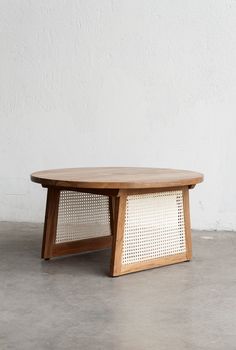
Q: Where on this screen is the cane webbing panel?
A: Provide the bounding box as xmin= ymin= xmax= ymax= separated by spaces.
xmin=56 ymin=191 xmax=111 ymax=243
xmin=122 ymin=190 xmax=186 ymax=265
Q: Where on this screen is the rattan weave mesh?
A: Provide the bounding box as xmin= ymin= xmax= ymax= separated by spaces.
xmin=122 ymin=190 xmax=186 ymax=264
xmin=56 ymin=191 xmax=111 ymax=243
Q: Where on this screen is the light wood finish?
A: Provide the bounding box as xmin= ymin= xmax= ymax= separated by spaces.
xmin=119 ymin=186 xmax=186 ymax=196
xmin=110 ymin=194 xmax=127 ymax=276
xmin=109 ymin=196 xmax=116 ymax=235
xmin=51 ymin=236 xmax=112 ymax=257
xmin=31 ymin=167 xmax=203 ymax=189
xmin=31 ymin=167 xmax=203 ymax=275
xmin=41 ymin=188 xmax=60 ymax=259
xmin=183 ymin=187 xmax=192 ymax=260
xmin=119 ymin=253 xmax=187 ymax=275
xmin=42 ymin=188 xmax=112 ymax=260
xmin=110 ymin=187 xmax=192 ymax=276
xmin=42 ymin=186 xmax=119 ymax=197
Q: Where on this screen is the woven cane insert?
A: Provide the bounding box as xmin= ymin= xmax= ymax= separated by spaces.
xmin=122 ymin=190 xmax=186 ymax=265
xmin=56 ymin=191 xmax=111 ymax=243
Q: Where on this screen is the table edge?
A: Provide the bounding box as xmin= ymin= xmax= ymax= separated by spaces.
xmin=31 ymin=173 xmax=204 ymax=189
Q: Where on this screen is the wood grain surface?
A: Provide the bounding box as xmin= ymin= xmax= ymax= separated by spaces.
xmin=31 ymin=167 xmax=203 ymax=189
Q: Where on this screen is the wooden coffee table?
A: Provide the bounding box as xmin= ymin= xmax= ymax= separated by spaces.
xmin=31 ymin=167 xmax=203 ymax=276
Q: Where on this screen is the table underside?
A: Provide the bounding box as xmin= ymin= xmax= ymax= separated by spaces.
xmin=41 ymin=186 xmax=192 ymax=276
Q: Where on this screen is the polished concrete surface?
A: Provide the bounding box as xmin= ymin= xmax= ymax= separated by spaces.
xmin=0 ymin=222 xmax=236 ymax=350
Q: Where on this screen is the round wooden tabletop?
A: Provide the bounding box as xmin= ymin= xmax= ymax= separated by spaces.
xmin=31 ymin=167 xmax=203 ymax=189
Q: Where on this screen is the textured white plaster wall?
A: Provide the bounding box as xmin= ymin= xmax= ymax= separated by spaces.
xmin=0 ymin=0 xmax=236 ymax=230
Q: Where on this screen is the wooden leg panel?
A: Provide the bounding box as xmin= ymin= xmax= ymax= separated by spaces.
xmin=110 ymin=187 xmax=192 ymax=276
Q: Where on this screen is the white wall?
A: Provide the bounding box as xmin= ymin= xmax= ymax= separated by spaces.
xmin=1 ymin=0 xmax=236 ymax=230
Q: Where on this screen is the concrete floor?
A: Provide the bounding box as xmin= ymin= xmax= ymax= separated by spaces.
xmin=0 ymin=222 xmax=236 ymax=350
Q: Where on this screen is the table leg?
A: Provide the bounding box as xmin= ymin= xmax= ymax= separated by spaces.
xmin=110 ymin=187 xmax=192 ymax=276
xmin=183 ymin=187 xmax=192 ymax=260
xmin=110 ymin=194 xmax=127 ymax=276
xmin=41 ymin=187 xmax=60 ymax=259
xmin=41 ymin=188 xmax=112 ymax=260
